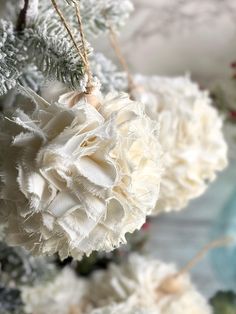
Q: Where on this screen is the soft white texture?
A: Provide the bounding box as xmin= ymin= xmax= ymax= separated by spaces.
xmin=22 ymin=267 xmax=156 ymax=314
xmin=89 ymin=254 xmax=211 ymax=314
xmin=89 ymin=254 xmax=212 ymax=314
xmin=89 ymin=254 xmax=175 ymax=308
xmin=0 ymin=89 xmax=163 ymax=260
xmin=22 ymin=267 xmax=88 ymax=314
xmin=132 ymin=74 xmax=228 ymax=213
xmin=21 ymin=254 xmax=211 ymax=314
xmin=160 ymin=289 xmax=213 ymax=314
xmin=90 ymin=301 xmax=157 ymax=314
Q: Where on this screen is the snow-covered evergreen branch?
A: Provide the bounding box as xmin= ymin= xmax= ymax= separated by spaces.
xmin=79 ymin=0 xmax=134 ymax=36
xmin=0 ymin=0 xmax=133 ymax=96
xmin=0 ymin=2 xmax=88 ymax=95
xmin=40 ymin=0 xmax=134 ymax=37
xmin=24 ymin=13 xmax=87 ymax=90
xmin=0 ymin=20 xmax=27 ymax=96
xmin=91 ymin=53 xmax=127 ymax=93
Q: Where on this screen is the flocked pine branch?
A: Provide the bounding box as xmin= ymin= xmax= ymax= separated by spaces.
xmin=0 ymin=0 xmax=134 ymax=34
xmin=0 ymin=0 xmax=133 ymax=96
xmin=40 ymin=0 xmax=134 ymax=37
xmin=0 ymin=241 xmax=56 ymax=287
xmin=76 ymin=0 xmax=134 ymax=36
xmin=23 ymin=11 xmax=87 ymax=90
xmin=0 ymin=240 xmax=57 ymax=314
xmin=0 ymin=1 xmax=43 ymax=96
xmin=18 ymin=65 xmax=44 ymax=92
xmin=0 ymin=286 xmax=24 ymax=314
xmin=0 ymin=20 xmax=27 ymax=96
xmin=91 ymin=53 xmax=127 ymax=93
xmin=0 ymin=1 xmax=89 ymax=95
xmin=0 ymin=19 xmax=46 ymax=96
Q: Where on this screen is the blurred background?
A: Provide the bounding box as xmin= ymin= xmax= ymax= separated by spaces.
xmin=94 ymin=0 xmax=236 ymax=86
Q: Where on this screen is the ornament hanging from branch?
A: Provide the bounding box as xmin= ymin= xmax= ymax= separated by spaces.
xmin=107 ymin=28 xmax=228 ymax=213
xmin=88 ymin=238 xmax=232 ymax=314
xmin=0 ymin=88 xmax=163 ymax=260
xmin=0 ymin=0 xmax=163 ymax=260
xmin=88 ymin=254 xmax=212 ymax=314
xmin=132 ymin=74 xmax=228 ymax=213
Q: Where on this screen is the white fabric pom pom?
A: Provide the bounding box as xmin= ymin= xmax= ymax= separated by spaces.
xmin=132 ymin=75 xmax=228 ymax=213
xmin=89 ymin=254 xmax=212 ymax=314
xmin=0 ymin=88 xmax=163 ymax=259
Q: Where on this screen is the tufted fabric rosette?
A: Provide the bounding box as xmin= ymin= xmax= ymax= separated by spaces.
xmin=89 ymin=254 xmax=212 ymax=314
xmin=132 ymin=74 xmax=228 ymax=213
xmin=0 ymin=88 xmax=163 ymax=260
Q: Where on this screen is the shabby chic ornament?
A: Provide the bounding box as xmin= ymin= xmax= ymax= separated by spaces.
xmin=89 ymin=254 xmax=212 ymax=314
xmin=132 ymin=74 xmax=228 ymax=213
xmin=0 ymin=88 xmax=163 ymax=260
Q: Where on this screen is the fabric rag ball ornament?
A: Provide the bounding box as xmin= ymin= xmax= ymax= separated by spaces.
xmin=132 ymin=74 xmax=228 ymax=213
xmin=88 ymin=254 xmax=212 ymax=314
xmin=0 ymin=88 xmax=163 ymax=260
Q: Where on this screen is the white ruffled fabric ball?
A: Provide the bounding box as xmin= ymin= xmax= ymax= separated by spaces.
xmin=22 ymin=268 xmax=88 ymax=314
xmin=89 ymin=254 xmax=212 ymax=314
xmin=132 ymin=74 xmax=228 ymax=212
xmin=0 ymin=88 xmax=163 ymax=260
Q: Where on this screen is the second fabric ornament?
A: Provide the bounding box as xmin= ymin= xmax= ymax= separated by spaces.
xmin=132 ymin=74 xmax=228 ymax=213
xmin=88 ymin=254 xmax=212 ymax=314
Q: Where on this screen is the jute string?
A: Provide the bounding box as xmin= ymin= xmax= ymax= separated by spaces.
xmin=50 ymin=0 xmax=93 ymax=94
xmin=158 ymin=236 xmax=233 ymax=295
xmin=69 ymin=305 xmax=81 ymax=314
xmin=109 ymin=26 xmax=136 ymax=94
